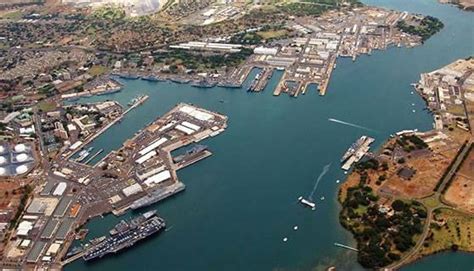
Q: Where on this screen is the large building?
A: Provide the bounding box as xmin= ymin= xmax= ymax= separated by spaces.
xmin=61 ymin=0 xmax=168 ymax=16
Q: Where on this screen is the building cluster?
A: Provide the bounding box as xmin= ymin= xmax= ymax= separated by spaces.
xmin=225 ymin=6 xmax=426 ymax=97
xmin=415 ymin=58 xmax=474 ymax=133
xmin=38 ymin=101 xmax=123 ymax=157
xmin=4 ymin=179 xmax=81 ymax=267
xmin=1 ymin=103 xmax=227 ymax=268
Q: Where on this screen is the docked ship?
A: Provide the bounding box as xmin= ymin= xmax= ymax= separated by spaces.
xmin=127 ymin=95 xmax=148 ymax=107
xmin=130 ymin=182 xmax=185 ymax=210
xmin=118 ymin=73 xmax=140 ymax=80
xmin=83 ymin=211 xmax=165 ymax=262
xmin=340 ymin=136 xmax=375 ymax=171
xmin=191 ymin=79 xmax=217 ymax=88
xmin=76 ymin=147 xmax=94 ymax=163
xmin=247 ymin=70 xmax=264 ymax=92
xmin=96 ymin=87 xmax=122 ymax=96
xmin=110 ymin=211 xmax=157 ymax=236
xmin=173 ymin=145 xmax=207 ymax=163
xmin=340 ymin=136 xmax=367 ymax=163
xmin=141 ymin=75 xmax=165 ymax=82
xmin=170 ymin=78 xmax=191 ymax=84
xmin=65 ymin=246 xmax=83 ymax=258
xmin=217 ymin=81 xmax=242 ymax=88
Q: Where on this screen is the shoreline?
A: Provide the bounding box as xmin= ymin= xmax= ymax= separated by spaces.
xmin=337 ymin=57 xmax=473 ymax=269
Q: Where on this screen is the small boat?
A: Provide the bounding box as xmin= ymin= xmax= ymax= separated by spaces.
xmin=298 ymin=196 xmax=316 ymax=210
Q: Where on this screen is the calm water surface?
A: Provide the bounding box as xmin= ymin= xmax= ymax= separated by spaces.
xmin=65 ymin=0 xmax=473 ymax=270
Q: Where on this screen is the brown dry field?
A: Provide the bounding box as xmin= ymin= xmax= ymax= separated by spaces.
xmin=380 ymin=148 xmax=457 ymax=199
xmin=0 ymin=180 xmax=23 ymax=209
xmin=444 ymin=148 xmax=474 ymax=214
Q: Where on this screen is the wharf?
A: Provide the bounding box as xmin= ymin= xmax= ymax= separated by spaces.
xmin=319 ymin=56 xmax=337 ymax=96
xmin=273 ymin=72 xmax=287 ymax=96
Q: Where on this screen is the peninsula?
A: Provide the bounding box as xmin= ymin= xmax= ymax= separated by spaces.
xmin=338 ymin=57 xmax=474 ymax=269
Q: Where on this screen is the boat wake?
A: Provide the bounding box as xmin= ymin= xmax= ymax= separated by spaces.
xmin=308 ymin=163 xmax=331 ymax=201
xmin=328 ymin=118 xmax=377 ymax=132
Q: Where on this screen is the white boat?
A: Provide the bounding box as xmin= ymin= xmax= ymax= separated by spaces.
xmin=298 ymin=196 xmax=316 ymax=210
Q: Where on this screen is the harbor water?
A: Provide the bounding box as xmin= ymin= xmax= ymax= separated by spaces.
xmin=65 ymin=0 xmax=474 ymax=270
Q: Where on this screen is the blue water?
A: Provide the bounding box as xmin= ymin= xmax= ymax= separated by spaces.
xmin=65 ymin=0 xmax=474 ymax=270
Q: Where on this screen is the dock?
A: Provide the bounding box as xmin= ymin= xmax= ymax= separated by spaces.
xmin=252 ymin=68 xmax=273 ymax=92
xmin=84 ymin=149 xmax=104 ymax=165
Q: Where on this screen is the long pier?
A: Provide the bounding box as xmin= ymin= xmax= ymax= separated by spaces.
xmin=334 ymin=242 xmax=359 ymax=252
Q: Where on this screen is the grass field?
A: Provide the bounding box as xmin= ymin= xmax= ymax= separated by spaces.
xmin=0 ymin=10 xmax=23 ymax=20
xmin=88 ymin=65 xmax=109 ymax=76
xmin=420 ymin=208 xmax=473 ymax=256
xmin=257 ymin=29 xmax=288 ymax=40
xmin=37 ymin=101 xmax=57 ymax=112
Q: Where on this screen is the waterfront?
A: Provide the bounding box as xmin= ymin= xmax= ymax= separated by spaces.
xmin=65 ymin=0 xmax=473 ymax=270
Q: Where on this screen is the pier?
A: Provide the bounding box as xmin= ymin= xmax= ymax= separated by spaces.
xmin=334 ymin=242 xmax=359 ymax=252
xmin=84 ymin=149 xmax=104 ymax=164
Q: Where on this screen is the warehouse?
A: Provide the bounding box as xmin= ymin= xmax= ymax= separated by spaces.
xmin=122 ymin=183 xmax=144 ymax=197
xmin=135 ymin=150 xmax=157 ymax=164
xmin=138 ymin=137 xmax=168 ymax=156
xmin=52 ymin=182 xmax=67 ymax=196
xmin=144 ymin=170 xmax=171 ymax=187
xmin=175 ymin=124 xmax=195 ymax=135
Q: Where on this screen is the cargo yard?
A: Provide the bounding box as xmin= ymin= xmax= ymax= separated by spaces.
xmin=2 ymin=103 xmax=227 ymax=269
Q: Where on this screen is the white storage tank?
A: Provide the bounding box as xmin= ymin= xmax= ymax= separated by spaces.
xmin=16 ymin=153 xmax=29 ymax=162
xmin=14 ymin=144 xmax=27 ymax=153
xmin=16 ymin=165 xmax=28 ymax=175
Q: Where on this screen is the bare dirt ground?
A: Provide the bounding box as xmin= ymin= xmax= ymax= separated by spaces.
xmin=444 ymin=148 xmax=474 ymax=213
xmin=0 ymin=180 xmax=23 ymax=209
xmin=380 ymin=147 xmax=458 ymax=199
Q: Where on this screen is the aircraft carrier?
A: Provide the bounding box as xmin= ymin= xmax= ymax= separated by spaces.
xmin=130 ymin=182 xmax=186 ymax=210
xmin=83 ymin=212 xmax=165 ymax=261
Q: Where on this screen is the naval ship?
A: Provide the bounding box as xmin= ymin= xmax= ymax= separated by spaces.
xmin=83 ymin=211 xmax=165 ymax=261
xmin=130 ymin=182 xmax=185 ymax=210
xmin=173 ymin=144 xmax=207 ymax=163
xmin=340 ymin=136 xmax=375 ymax=170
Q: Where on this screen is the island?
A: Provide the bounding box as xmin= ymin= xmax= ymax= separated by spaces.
xmin=338 ymin=57 xmax=474 ymax=269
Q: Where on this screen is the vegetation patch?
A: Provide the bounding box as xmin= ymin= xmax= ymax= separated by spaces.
xmin=420 ymin=208 xmax=473 ymax=256
xmin=340 ymin=182 xmax=427 ymax=269
xmin=37 ymin=101 xmax=57 ymax=112
xmin=397 ymin=16 xmax=444 ymax=41
xmin=153 ymin=48 xmax=253 ymax=72
xmin=88 ymin=65 xmax=109 ymax=76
